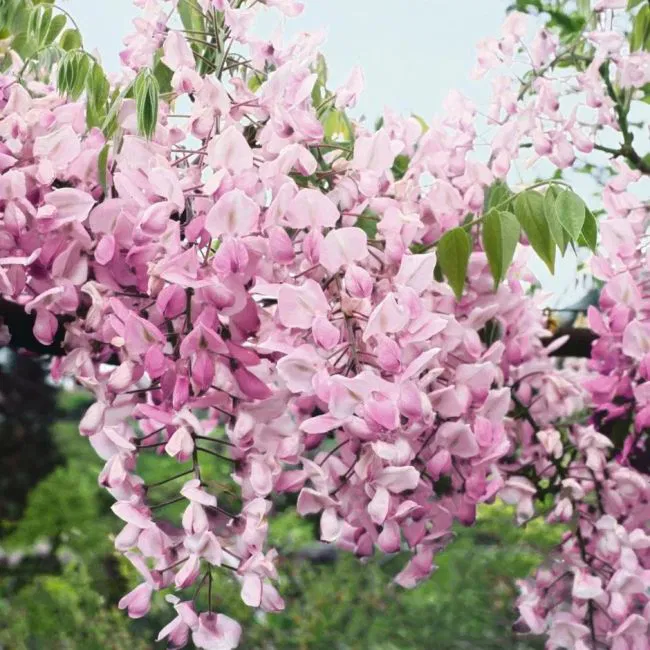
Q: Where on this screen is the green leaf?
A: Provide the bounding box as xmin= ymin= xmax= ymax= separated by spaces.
xmin=70 ymin=51 xmax=91 ymax=100
xmin=100 ymin=84 xmax=131 ymax=138
xmin=482 ymin=209 xmax=520 ymax=288
xmin=437 ymin=227 xmax=472 ymax=300
xmin=97 ymin=144 xmax=110 ymax=196
xmin=461 ymin=213 xmax=476 ymax=227
xmin=177 ymin=0 xmax=204 ymax=33
xmin=64 ymin=52 xmax=76 ymax=92
xmin=152 ymin=56 xmax=174 ymax=95
xmin=391 ymin=154 xmax=409 ymax=181
xmin=32 ymin=6 xmax=52 ymax=46
xmin=177 ymin=0 xmax=207 ymax=68
xmin=27 ymin=6 xmax=40 ymax=39
xmin=134 ymin=68 xmax=159 ymax=139
xmin=56 ymin=54 xmax=68 ymax=93
xmin=577 ymin=207 xmax=598 ymax=252
xmin=630 ymin=5 xmax=650 ymax=51
xmin=44 ymin=13 xmax=65 ymax=45
xmin=577 ymin=0 xmax=591 ymax=16
xmin=90 ymin=63 xmax=110 ymax=102
xmin=483 ymin=180 xmax=513 ymax=213
xmin=514 ymin=190 xmax=555 ymax=273
xmin=86 ymin=62 xmax=110 ymax=128
xmin=57 ymin=50 xmax=90 ymax=99
xmin=86 ymin=63 xmax=104 ymax=100
xmin=356 ymin=212 xmax=378 ymax=239
xmin=6 ymin=0 xmax=31 ymax=35
xmin=10 ymin=32 xmax=34 ymax=60
xmin=543 ymin=185 xmax=568 ymax=255
xmin=547 ymin=9 xmax=586 ymax=41
xmin=628 ymin=0 xmax=645 ymax=8
xmin=555 ymin=189 xmax=586 ymax=241
xmin=59 ymin=28 xmax=82 ymax=51
xmin=322 ymin=109 xmax=352 ymax=143
xmin=247 ymin=74 xmax=264 ymax=93
xmin=35 ymin=43 xmax=61 ymax=72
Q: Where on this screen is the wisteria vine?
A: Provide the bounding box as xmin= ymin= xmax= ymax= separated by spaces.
xmin=0 ymin=0 xmax=649 ymax=648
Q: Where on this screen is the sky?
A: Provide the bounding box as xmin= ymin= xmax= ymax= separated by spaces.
xmin=61 ymin=0 xmax=588 ymax=305
xmin=62 ymin=0 xmax=510 ymax=119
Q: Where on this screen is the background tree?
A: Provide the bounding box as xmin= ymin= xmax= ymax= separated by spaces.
xmin=0 ymin=351 xmax=61 ymax=531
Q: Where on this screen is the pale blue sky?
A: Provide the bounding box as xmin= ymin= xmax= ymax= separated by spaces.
xmin=62 ymin=0 xmax=590 ymax=305
xmin=62 ymin=0 xmax=509 ymax=119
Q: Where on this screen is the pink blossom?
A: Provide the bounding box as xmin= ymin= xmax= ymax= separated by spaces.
xmin=162 ymin=32 xmax=195 ymax=71
xmin=118 ymin=582 xmax=153 ymax=619
xmin=193 ymin=613 xmax=242 ymax=650
xmin=205 ymin=189 xmax=260 ymax=237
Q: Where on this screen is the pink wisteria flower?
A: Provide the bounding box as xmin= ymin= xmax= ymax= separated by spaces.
xmin=1 ymin=0 xmax=650 ymax=648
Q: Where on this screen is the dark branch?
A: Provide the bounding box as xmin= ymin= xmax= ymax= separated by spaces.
xmin=0 ymin=298 xmax=68 ymax=356
xmin=541 ymin=327 xmax=598 ymax=358
xmin=1 ymin=298 xmax=598 ymax=359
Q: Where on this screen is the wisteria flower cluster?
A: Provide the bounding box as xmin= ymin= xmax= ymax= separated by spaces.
xmin=0 ymin=0 xmax=649 ymax=648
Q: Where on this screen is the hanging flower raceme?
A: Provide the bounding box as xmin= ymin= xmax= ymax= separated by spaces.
xmin=1 ymin=0 xmax=650 ymax=648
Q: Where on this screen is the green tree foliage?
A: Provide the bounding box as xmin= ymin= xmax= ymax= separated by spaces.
xmin=0 ymin=392 xmax=561 ymax=649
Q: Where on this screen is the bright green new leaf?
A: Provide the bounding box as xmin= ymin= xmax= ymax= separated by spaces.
xmin=514 ymin=190 xmax=555 ymax=273
xmin=543 ymin=185 xmax=568 ymax=255
xmin=437 ymin=227 xmax=472 ymax=300
xmin=482 ymin=209 xmax=520 ymax=288
xmin=555 ymin=189 xmax=586 ymax=241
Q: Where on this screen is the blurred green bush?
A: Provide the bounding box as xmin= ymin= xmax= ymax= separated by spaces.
xmin=0 ymin=391 xmax=555 ymax=649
